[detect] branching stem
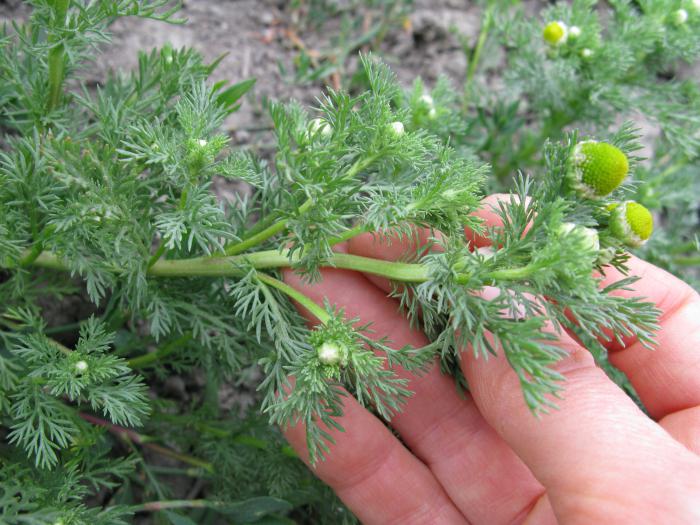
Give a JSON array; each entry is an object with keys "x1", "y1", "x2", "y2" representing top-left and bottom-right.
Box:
[
  {"x1": 79, "y1": 412, "x2": 214, "y2": 473},
  {"x1": 222, "y1": 155, "x2": 378, "y2": 255},
  {"x1": 257, "y1": 272, "x2": 329, "y2": 323},
  {"x1": 24, "y1": 248, "x2": 536, "y2": 285}
]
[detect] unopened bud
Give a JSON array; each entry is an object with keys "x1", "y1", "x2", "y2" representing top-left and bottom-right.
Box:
[
  {"x1": 673, "y1": 8, "x2": 688, "y2": 24},
  {"x1": 317, "y1": 341, "x2": 346, "y2": 365},
  {"x1": 389, "y1": 121, "x2": 405, "y2": 135}
]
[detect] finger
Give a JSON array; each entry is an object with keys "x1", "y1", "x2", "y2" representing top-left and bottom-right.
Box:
[
  {"x1": 597, "y1": 256, "x2": 700, "y2": 419},
  {"x1": 282, "y1": 386, "x2": 467, "y2": 524},
  {"x1": 284, "y1": 266, "x2": 549, "y2": 524},
  {"x1": 660, "y1": 406, "x2": 700, "y2": 455},
  {"x1": 461, "y1": 300, "x2": 700, "y2": 522},
  {"x1": 464, "y1": 193, "x2": 517, "y2": 248},
  {"x1": 348, "y1": 193, "x2": 525, "y2": 295}
]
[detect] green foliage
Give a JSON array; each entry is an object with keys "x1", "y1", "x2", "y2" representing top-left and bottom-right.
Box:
[{"x1": 0, "y1": 0, "x2": 696, "y2": 522}]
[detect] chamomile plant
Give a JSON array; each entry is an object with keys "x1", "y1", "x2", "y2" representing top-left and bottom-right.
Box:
[{"x1": 0, "y1": 0, "x2": 679, "y2": 523}]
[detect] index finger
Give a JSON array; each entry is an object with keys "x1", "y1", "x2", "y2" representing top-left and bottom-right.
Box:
[{"x1": 597, "y1": 255, "x2": 700, "y2": 420}]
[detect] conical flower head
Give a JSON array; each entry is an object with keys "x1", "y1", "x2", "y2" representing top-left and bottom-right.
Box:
[
  {"x1": 543, "y1": 21, "x2": 568, "y2": 46},
  {"x1": 609, "y1": 201, "x2": 653, "y2": 247},
  {"x1": 569, "y1": 141, "x2": 629, "y2": 198}
]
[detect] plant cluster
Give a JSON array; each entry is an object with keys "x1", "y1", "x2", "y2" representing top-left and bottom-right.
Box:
[{"x1": 0, "y1": 0, "x2": 697, "y2": 523}]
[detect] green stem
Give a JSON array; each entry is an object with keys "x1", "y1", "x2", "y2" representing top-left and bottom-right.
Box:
[
  {"x1": 672, "y1": 255, "x2": 700, "y2": 266},
  {"x1": 0, "y1": 317, "x2": 72, "y2": 356},
  {"x1": 487, "y1": 264, "x2": 536, "y2": 281},
  {"x1": 47, "y1": 0, "x2": 70, "y2": 112},
  {"x1": 153, "y1": 412, "x2": 298, "y2": 457},
  {"x1": 127, "y1": 332, "x2": 193, "y2": 369},
  {"x1": 257, "y1": 272, "x2": 329, "y2": 323},
  {"x1": 328, "y1": 223, "x2": 368, "y2": 246},
  {"x1": 19, "y1": 241, "x2": 45, "y2": 267},
  {"x1": 148, "y1": 250, "x2": 431, "y2": 283},
  {"x1": 79, "y1": 412, "x2": 213, "y2": 473},
  {"x1": 465, "y1": 4, "x2": 493, "y2": 99},
  {"x1": 147, "y1": 242, "x2": 168, "y2": 269},
  {"x1": 23, "y1": 247, "x2": 538, "y2": 285},
  {"x1": 224, "y1": 198, "x2": 313, "y2": 256},
  {"x1": 132, "y1": 499, "x2": 214, "y2": 512}
]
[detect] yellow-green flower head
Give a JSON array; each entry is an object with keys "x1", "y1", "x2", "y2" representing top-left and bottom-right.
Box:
[
  {"x1": 569, "y1": 141, "x2": 629, "y2": 199},
  {"x1": 543, "y1": 21, "x2": 568, "y2": 46},
  {"x1": 609, "y1": 201, "x2": 653, "y2": 247}
]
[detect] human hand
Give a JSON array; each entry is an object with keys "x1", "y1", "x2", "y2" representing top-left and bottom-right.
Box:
[{"x1": 282, "y1": 195, "x2": 700, "y2": 524}]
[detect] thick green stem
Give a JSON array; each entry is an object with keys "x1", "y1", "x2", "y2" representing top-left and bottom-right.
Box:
[
  {"x1": 148, "y1": 250, "x2": 431, "y2": 283},
  {"x1": 24, "y1": 247, "x2": 538, "y2": 285},
  {"x1": 47, "y1": 0, "x2": 70, "y2": 112},
  {"x1": 487, "y1": 264, "x2": 536, "y2": 281}
]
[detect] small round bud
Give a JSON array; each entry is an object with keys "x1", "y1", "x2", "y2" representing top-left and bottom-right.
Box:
[
  {"x1": 581, "y1": 48, "x2": 593, "y2": 59},
  {"x1": 389, "y1": 121, "x2": 405, "y2": 135},
  {"x1": 673, "y1": 8, "x2": 688, "y2": 24},
  {"x1": 568, "y1": 141, "x2": 629, "y2": 199},
  {"x1": 568, "y1": 25, "x2": 582, "y2": 38},
  {"x1": 419, "y1": 94, "x2": 434, "y2": 107},
  {"x1": 74, "y1": 360, "x2": 89, "y2": 374},
  {"x1": 543, "y1": 21, "x2": 568, "y2": 46},
  {"x1": 558, "y1": 222, "x2": 600, "y2": 252},
  {"x1": 317, "y1": 341, "x2": 346, "y2": 366},
  {"x1": 308, "y1": 118, "x2": 332, "y2": 137},
  {"x1": 609, "y1": 201, "x2": 653, "y2": 247},
  {"x1": 197, "y1": 139, "x2": 208, "y2": 147}
]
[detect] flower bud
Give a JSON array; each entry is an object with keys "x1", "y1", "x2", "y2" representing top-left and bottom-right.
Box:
[
  {"x1": 543, "y1": 21, "x2": 568, "y2": 46},
  {"x1": 568, "y1": 25, "x2": 582, "y2": 39},
  {"x1": 672, "y1": 8, "x2": 688, "y2": 24},
  {"x1": 74, "y1": 360, "x2": 89, "y2": 374},
  {"x1": 419, "y1": 94, "x2": 434, "y2": 108},
  {"x1": 317, "y1": 341, "x2": 347, "y2": 366},
  {"x1": 609, "y1": 201, "x2": 653, "y2": 247},
  {"x1": 389, "y1": 121, "x2": 405, "y2": 135},
  {"x1": 558, "y1": 222, "x2": 600, "y2": 252},
  {"x1": 568, "y1": 141, "x2": 629, "y2": 199},
  {"x1": 581, "y1": 48, "x2": 593, "y2": 59},
  {"x1": 308, "y1": 118, "x2": 332, "y2": 137}
]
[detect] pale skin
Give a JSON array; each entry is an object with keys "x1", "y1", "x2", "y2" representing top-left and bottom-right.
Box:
[{"x1": 282, "y1": 194, "x2": 700, "y2": 524}]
